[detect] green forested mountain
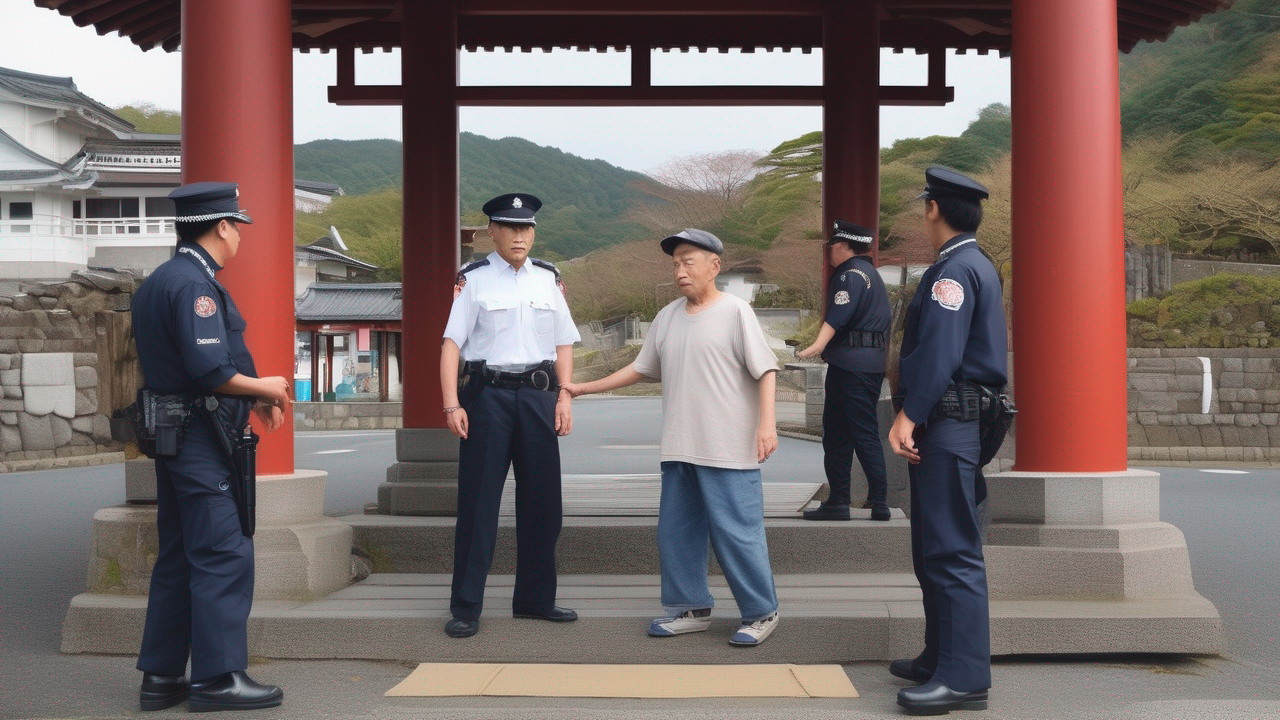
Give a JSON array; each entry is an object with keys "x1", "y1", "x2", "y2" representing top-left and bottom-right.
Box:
[
  {"x1": 458, "y1": 133, "x2": 659, "y2": 258},
  {"x1": 293, "y1": 139, "x2": 403, "y2": 195},
  {"x1": 1119, "y1": 0, "x2": 1280, "y2": 162},
  {"x1": 293, "y1": 133, "x2": 664, "y2": 261}
]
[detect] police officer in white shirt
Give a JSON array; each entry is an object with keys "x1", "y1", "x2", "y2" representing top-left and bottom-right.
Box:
[{"x1": 439, "y1": 193, "x2": 582, "y2": 639}]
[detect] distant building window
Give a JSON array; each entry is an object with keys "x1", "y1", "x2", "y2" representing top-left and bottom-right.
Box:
[
  {"x1": 86, "y1": 198, "x2": 122, "y2": 219},
  {"x1": 8, "y1": 201, "x2": 32, "y2": 233},
  {"x1": 145, "y1": 197, "x2": 175, "y2": 217},
  {"x1": 73, "y1": 200, "x2": 81, "y2": 219}
]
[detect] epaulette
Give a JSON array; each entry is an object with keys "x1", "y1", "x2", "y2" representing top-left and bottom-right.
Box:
[
  {"x1": 530, "y1": 258, "x2": 567, "y2": 297},
  {"x1": 459, "y1": 258, "x2": 490, "y2": 276},
  {"x1": 453, "y1": 258, "x2": 489, "y2": 299},
  {"x1": 530, "y1": 258, "x2": 560, "y2": 279}
]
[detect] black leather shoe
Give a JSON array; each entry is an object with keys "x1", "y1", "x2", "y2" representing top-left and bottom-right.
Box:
[
  {"x1": 445, "y1": 617, "x2": 479, "y2": 637},
  {"x1": 140, "y1": 673, "x2": 189, "y2": 711},
  {"x1": 897, "y1": 681, "x2": 988, "y2": 715},
  {"x1": 514, "y1": 606, "x2": 578, "y2": 622},
  {"x1": 889, "y1": 658, "x2": 933, "y2": 683},
  {"x1": 803, "y1": 503, "x2": 851, "y2": 521},
  {"x1": 188, "y1": 671, "x2": 282, "y2": 713},
  {"x1": 871, "y1": 504, "x2": 892, "y2": 521}
]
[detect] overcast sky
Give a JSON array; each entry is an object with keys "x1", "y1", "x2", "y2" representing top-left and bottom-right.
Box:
[{"x1": 3, "y1": 2, "x2": 1010, "y2": 173}]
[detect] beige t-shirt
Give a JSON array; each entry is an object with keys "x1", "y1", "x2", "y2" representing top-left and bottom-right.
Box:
[{"x1": 633, "y1": 293, "x2": 778, "y2": 470}]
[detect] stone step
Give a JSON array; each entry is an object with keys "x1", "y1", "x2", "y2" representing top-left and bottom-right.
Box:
[
  {"x1": 345, "y1": 512, "x2": 913, "y2": 576},
  {"x1": 62, "y1": 573, "x2": 1223, "y2": 662}
]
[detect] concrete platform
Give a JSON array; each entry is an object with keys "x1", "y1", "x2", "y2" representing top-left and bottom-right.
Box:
[
  {"x1": 61, "y1": 572, "x2": 1223, "y2": 661},
  {"x1": 345, "y1": 513, "x2": 913, "y2": 576}
]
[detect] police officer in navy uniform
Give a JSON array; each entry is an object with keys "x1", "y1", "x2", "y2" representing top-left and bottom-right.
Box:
[
  {"x1": 440, "y1": 193, "x2": 582, "y2": 638},
  {"x1": 131, "y1": 182, "x2": 291, "y2": 712},
  {"x1": 887, "y1": 167, "x2": 1007, "y2": 715},
  {"x1": 797, "y1": 221, "x2": 892, "y2": 522}
]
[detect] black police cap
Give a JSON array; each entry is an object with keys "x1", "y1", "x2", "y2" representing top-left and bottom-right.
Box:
[
  {"x1": 915, "y1": 165, "x2": 990, "y2": 202},
  {"x1": 660, "y1": 228, "x2": 724, "y2": 256},
  {"x1": 169, "y1": 181, "x2": 253, "y2": 224},
  {"x1": 482, "y1": 193, "x2": 542, "y2": 226},
  {"x1": 829, "y1": 220, "x2": 875, "y2": 246}
]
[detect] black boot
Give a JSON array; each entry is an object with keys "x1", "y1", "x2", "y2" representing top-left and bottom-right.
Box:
[
  {"x1": 871, "y1": 504, "x2": 892, "y2": 521},
  {"x1": 888, "y1": 658, "x2": 933, "y2": 683},
  {"x1": 897, "y1": 681, "x2": 988, "y2": 715},
  {"x1": 140, "y1": 673, "x2": 189, "y2": 711},
  {"x1": 188, "y1": 671, "x2": 282, "y2": 713},
  {"x1": 803, "y1": 503, "x2": 852, "y2": 521}
]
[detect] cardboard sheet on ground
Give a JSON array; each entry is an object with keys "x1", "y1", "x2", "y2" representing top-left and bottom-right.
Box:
[{"x1": 386, "y1": 663, "x2": 858, "y2": 698}]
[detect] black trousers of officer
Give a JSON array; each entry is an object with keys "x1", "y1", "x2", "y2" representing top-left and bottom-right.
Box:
[
  {"x1": 137, "y1": 415, "x2": 253, "y2": 683},
  {"x1": 822, "y1": 366, "x2": 888, "y2": 507},
  {"x1": 451, "y1": 383, "x2": 562, "y2": 620},
  {"x1": 907, "y1": 416, "x2": 991, "y2": 692}
]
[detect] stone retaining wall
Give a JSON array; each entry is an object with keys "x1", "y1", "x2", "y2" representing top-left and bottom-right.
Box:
[
  {"x1": 1128, "y1": 348, "x2": 1280, "y2": 458},
  {"x1": 1, "y1": 273, "x2": 138, "y2": 471},
  {"x1": 294, "y1": 401, "x2": 402, "y2": 430}
]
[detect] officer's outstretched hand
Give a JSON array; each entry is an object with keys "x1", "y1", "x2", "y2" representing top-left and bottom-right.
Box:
[
  {"x1": 555, "y1": 393, "x2": 573, "y2": 436},
  {"x1": 795, "y1": 344, "x2": 821, "y2": 360},
  {"x1": 889, "y1": 411, "x2": 921, "y2": 464},
  {"x1": 446, "y1": 407, "x2": 469, "y2": 440}
]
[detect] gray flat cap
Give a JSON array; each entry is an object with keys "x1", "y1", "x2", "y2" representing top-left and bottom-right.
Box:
[{"x1": 660, "y1": 228, "x2": 724, "y2": 256}]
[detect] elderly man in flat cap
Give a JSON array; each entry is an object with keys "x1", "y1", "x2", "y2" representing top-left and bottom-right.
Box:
[{"x1": 565, "y1": 229, "x2": 782, "y2": 646}]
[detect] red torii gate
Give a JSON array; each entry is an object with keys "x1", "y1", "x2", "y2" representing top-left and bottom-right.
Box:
[{"x1": 37, "y1": 0, "x2": 1230, "y2": 483}]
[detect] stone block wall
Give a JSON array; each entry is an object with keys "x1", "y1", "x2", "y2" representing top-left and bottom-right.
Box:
[
  {"x1": 294, "y1": 401, "x2": 403, "y2": 430},
  {"x1": 1, "y1": 273, "x2": 139, "y2": 472},
  {"x1": 1128, "y1": 348, "x2": 1280, "y2": 461}
]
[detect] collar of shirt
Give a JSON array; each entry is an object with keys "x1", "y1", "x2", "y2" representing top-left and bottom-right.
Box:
[
  {"x1": 488, "y1": 251, "x2": 531, "y2": 278},
  {"x1": 176, "y1": 240, "x2": 223, "y2": 278},
  {"x1": 938, "y1": 233, "x2": 977, "y2": 258}
]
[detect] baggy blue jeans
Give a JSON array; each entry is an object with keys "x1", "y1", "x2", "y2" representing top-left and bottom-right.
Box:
[{"x1": 658, "y1": 461, "x2": 779, "y2": 622}]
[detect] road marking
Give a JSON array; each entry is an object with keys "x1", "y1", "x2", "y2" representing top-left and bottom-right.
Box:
[
  {"x1": 298, "y1": 432, "x2": 393, "y2": 439},
  {"x1": 1199, "y1": 469, "x2": 1249, "y2": 475},
  {"x1": 598, "y1": 445, "x2": 661, "y2": 450},
  {"x1": 313, "y1": 449, "x2": 357, "y2": 455}
]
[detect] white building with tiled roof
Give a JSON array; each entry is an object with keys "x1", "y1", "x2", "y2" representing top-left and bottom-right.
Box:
[{"x1": 0, "y1": 66, "x2": 343, "y2": 279}]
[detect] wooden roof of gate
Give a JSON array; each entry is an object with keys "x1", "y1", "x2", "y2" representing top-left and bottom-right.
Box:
[{"x1": 36, "y1": 0, "x2": 1230, "y2": 55}]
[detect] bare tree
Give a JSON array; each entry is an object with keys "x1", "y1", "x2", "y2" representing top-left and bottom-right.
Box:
[{"x1": 630, "y1": 149, "x2": 763, "y2": 232}]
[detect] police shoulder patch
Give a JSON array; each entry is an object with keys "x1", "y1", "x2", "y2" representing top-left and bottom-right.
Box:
[
  {"x1": 834, "y1": 290, "x2": 851, "y2": 305},
  {"x1": 849, "y1": 268, "x2": 872, "y2": 289},
  {"x1": 454, "y1": 258, "x2": 490, "y2": 299},
  {"x1": 930, "y1": 278, "x2": 965, "y2": 311},
  {"x1": 194, "y1": 295, "x2": 217, "y2": 318}
]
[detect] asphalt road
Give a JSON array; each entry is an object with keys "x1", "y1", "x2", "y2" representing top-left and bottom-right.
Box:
[
  {"x1": 1, "y1": 396, "x2": 1277, "y2": 719},
  {"x1": 300, "y1": 396, "x2": 825, "y2": 517}
]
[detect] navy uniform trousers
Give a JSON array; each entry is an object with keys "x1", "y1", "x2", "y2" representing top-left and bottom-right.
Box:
[
  {"x1": 450, "y1": 384, "x2": 563, "y2": 620},
  {"x1": 822, "y1": 366, "x2": 888, "y2": 507},
  {"x1": 136, "y1": 415, "x2": 253, "y2": 683},
  {"x1": 907, "y1": 417, "x2": 991, "y2": 692}
]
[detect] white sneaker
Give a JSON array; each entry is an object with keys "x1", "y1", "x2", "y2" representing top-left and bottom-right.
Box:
[
  {"x1": 648, "y1": 608, "x2": 713, "y2": 636},
  {"x1": 729, "y1": 611, "x2": 779, "y2": 646}
]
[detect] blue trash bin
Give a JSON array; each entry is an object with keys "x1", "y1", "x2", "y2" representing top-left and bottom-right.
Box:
[{"x1": 295, "y1": 378, "x2": 312, "y2": 403}]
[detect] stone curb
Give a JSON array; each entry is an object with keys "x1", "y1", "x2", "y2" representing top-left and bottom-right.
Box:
[{"x1": 0, "y1": 451, "x2": 125, "y2": 474}]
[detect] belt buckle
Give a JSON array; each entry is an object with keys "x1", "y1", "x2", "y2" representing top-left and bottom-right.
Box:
[{"x1": 530, "y1": 369, "x2": 551, "y2": 391}]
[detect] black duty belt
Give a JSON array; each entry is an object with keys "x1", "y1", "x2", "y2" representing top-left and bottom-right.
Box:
[
  {"x1": 471, "y1": 360, "x2": 560, "y2": 392},
  {"x1": 933, "y1": 382, "x2": 1000, "y2": 422},
  {"x1": 837, "y1": 330, "x2": 886, "y2": 349}
]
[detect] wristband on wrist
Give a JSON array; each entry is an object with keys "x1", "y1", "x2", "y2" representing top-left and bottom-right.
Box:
[{"x1": 443, "y1": 405, "x2": 461, "y2": 414}]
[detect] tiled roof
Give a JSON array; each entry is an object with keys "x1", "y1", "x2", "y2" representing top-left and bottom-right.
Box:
[
  {"x1": 295, "y1": 283, "x2": 401, "y2": 322},
  {"x1": 0, "y1": 66, "x2": 133, "y2": 134}
]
